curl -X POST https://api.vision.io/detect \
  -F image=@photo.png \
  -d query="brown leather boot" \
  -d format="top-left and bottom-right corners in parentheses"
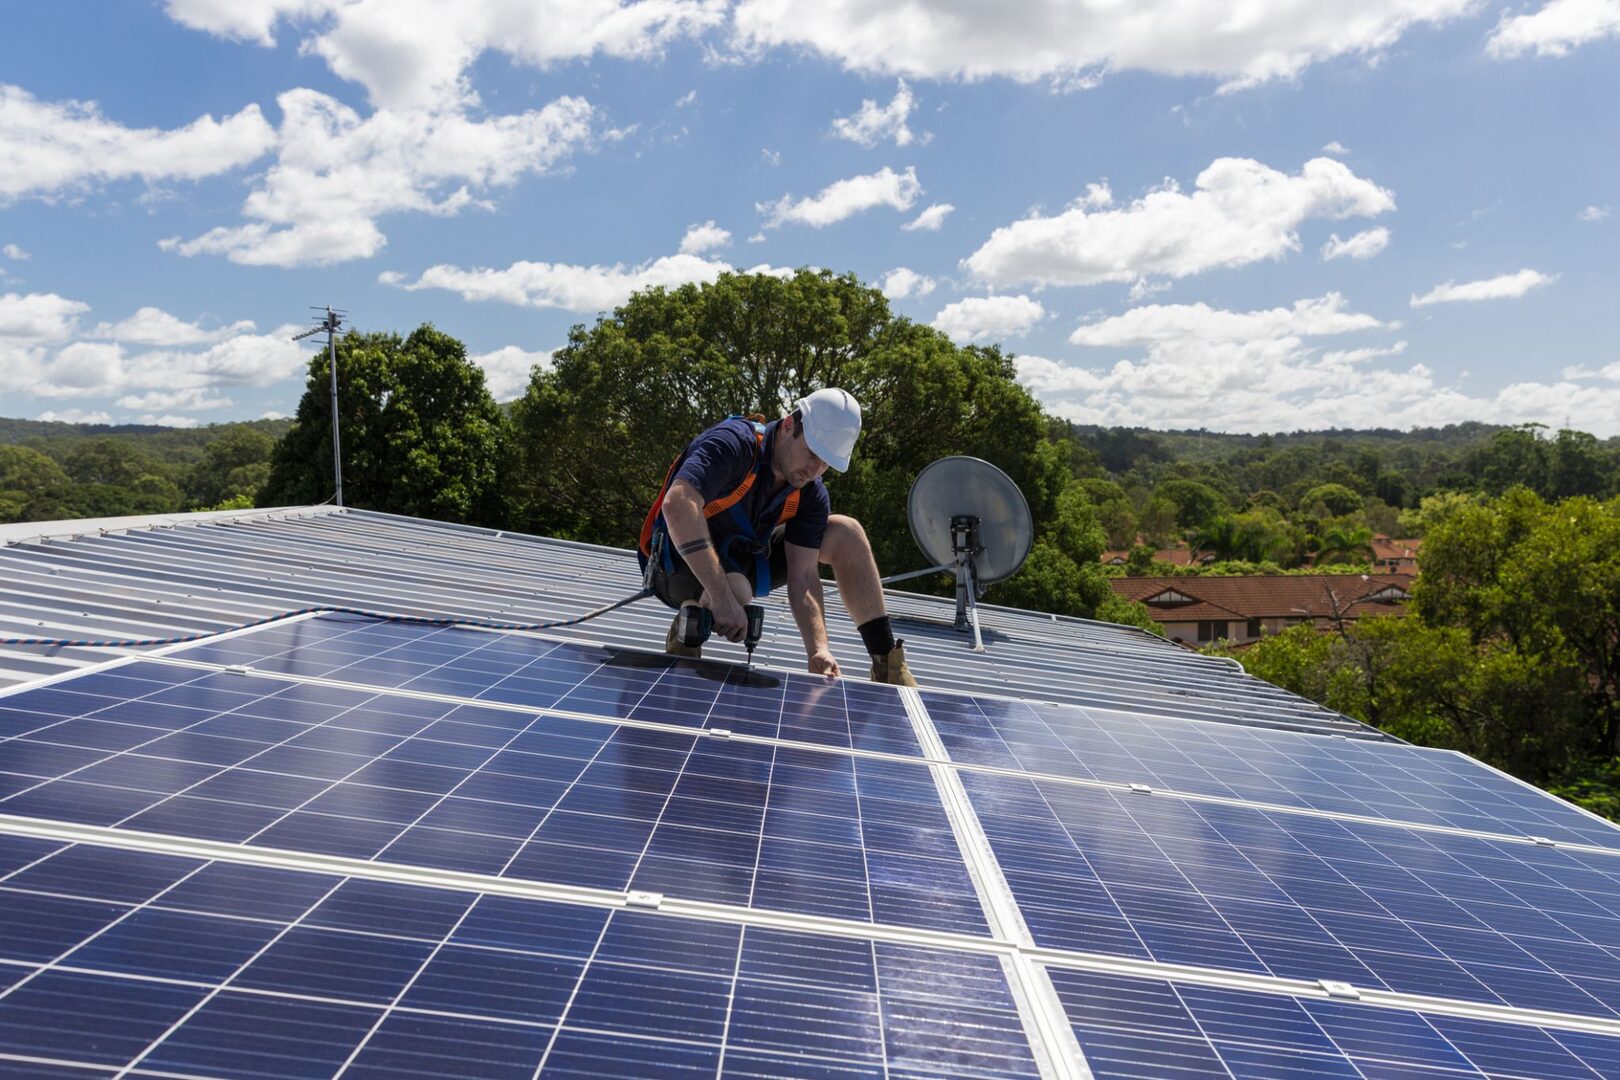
top-left (665, 613), bottom-right (702, 659)
top-left (869, 640), bottom-right (918, 687)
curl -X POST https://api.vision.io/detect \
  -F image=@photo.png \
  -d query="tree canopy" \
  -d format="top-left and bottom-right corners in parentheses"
top-left (260, 325), bottom-right (506, 524)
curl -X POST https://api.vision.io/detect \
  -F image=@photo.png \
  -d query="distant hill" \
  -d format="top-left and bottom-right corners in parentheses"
top-left (0, 416), bottom-right (296, 457)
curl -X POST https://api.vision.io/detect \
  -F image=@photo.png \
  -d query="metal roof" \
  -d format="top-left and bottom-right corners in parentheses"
top-left (0, 506), bottom-right (1375, 738)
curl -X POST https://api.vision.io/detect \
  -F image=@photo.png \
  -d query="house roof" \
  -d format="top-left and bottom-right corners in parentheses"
top-left (0, 506), bottom-right (1374, 739)
top-left (1372, 534), bottom-right (1423, 561)
top-left (1113, 572), bottom-right (1414, 620)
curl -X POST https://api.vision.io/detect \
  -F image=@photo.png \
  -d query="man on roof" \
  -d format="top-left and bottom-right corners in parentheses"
top-left (638, 388), bottom-right (918, 687)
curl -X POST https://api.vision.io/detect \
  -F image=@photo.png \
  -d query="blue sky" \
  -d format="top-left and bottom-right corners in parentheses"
top-left (2, 0), bottom-right (1617, 434)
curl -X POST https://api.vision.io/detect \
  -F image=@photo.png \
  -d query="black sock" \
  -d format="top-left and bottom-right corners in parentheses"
top-left (858, 616), bottom-right (896, 657)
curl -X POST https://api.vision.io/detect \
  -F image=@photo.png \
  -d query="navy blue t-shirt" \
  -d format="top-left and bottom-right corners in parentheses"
top-left (670, 418), bottom-right (830, 566)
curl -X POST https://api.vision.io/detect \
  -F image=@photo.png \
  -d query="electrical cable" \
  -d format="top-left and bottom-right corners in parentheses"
top-left (0, 588), bottom-right (655, 649)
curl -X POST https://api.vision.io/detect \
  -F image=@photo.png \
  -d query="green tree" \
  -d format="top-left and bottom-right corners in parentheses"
top-left (260, 325), bottom-right (506, 524)
top-left (1301, 482), bottom-right (1363, 517)
top-left (1096, 497), bottom-right (1137, 549)
top-left (1467, 424), bottom-right (1551, 496)
top-left (1156, 478), bottom-right (1225, 529)
top-left (1314, 524), bottom-right (1375, 565)
top-left (187, 428), bottom-right (275, 509)
top-left (0, 446), bottom-right (71, 522)
top-left (1549, 428), bottom-right (1611, 499)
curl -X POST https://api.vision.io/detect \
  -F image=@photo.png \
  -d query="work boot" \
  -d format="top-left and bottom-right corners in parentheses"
top-left (665, 613), bottom-right (702, 659)
top-left (869, 640), bottom-right (918, 687)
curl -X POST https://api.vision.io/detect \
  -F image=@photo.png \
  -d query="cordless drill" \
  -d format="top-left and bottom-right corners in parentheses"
top-left (674, 604), bottom-right (765, 666)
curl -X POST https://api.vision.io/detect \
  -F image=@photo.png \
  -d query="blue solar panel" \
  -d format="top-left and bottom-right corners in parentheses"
top-left (0, 662), bottom-right (985, 935)
top-left (925, 692), bottom-right (1620, 849)
top-left (0, 836), bottom-right (1040, 1078)
top-left (964, 772), bottom-right (1620, 1020)
top-left (1046, 966), bottom-right (1620, 1079)
top-left (168, 615), bottom-right (924, 756)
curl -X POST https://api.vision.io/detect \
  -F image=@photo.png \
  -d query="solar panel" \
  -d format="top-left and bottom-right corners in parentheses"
top-left (0, 661), bottom-right (986, 935)
top-left (1046, 966), bottom-right (1620, 1079)
top-left (7, 598), bottom-right (1620, 1076)
top-left (0, 836), bottom-right (1041, 1078)
top-left (926, 691), bottom-right (1620, 849)
top-left (169, 615), bottom-right (925, 757)
top-left (963, 772), bottom-right (1620, 1019)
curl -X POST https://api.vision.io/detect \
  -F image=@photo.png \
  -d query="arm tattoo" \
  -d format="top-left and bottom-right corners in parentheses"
top-left (676, 537), bottom-right (713, 557)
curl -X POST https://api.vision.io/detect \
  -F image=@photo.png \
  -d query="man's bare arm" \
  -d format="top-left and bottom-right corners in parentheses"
top-left (785, 541), bottom-right (839, 676)
top-left (661, 480), bottom-right (747, 640)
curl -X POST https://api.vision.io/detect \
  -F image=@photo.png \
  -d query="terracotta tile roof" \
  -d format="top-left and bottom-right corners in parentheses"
top-left (1112, 573), bottom-right (1414, 619)
top-left (1371, 535), bottom-right (1422, 561)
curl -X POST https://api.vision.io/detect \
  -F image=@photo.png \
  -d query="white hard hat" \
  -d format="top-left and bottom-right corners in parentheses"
top-left (795, 388), bottom-right (862, 472)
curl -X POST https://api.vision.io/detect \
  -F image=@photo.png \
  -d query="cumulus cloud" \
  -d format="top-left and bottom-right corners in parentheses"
top-left (878, 267), bottom-right (937, 300)
top-left (0, 290), bottom-right (306, 416)
top-left (1013, 291), bottom-right (1620, 436)
top-left (166, 0), bottom-right (725, 111)
top-left (964, 156), bottom-right (1394, 288)
top-left (902, 202), bottom-right (954, 232)
top-left (679, 220), bottom-right (731, 254)
top-left (161, 89), bottom-right (595, 266)
top-left (469, 345), bottom-right (554, 400)
top-left (758, 166), bottom-right (921, 229)
top-left (36, 408), bottom-right (112, 425)
top-left (383, 252), bottom-right (734, 312)
top-left (832, 80), bottom-right (918, 147)
top-left (1321, 226), bottom-right (1391, 261)
top-left (1579, 205), bottom-right (1612, 222)
top-left (932, 295), bottom-right (1045, 343)
top-left (0, 83), bottom-right (275, 203)
top-left (1487, 0), bottom-right (1620, 58)
top-left (731, 0), bottom-right (1474, 91)
top-left (2, 243), bottom-right (30, 260)
top-left (1321, 141), bottom-right (1350, 155)
top-left (91, 307), bottom-right (256, 346)
top-left (1410, 269), bottom-right (1557, 307)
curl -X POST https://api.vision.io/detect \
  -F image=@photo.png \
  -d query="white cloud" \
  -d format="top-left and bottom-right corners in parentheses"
top-left (675, 89), bottom-right (698, 107)
top-left (731, 0), bottom-right (1474, 91)
top-left (116, 389), bottom-right (234, 411)
top-left (137, 414), bottom-right (204, 428)
top-left (1410, 269), bottom-right (1557, 307)
top-left (166, 0), bottom-right (725, 112)
top-left (761, 148), bottom-right (781, 166)
top-left (162, 88), bottom-right (595, 266)
top-left (1321, 141), bottom-right (1350, 155)
top-left (383, 252), bottom-right (733, 311)
top-left (932, 295), bottom-right (1045, 343)
top-left (964, 156), bottom-right (1394, 288)
top-left (902, 202), bottom-right (954, 232)
top-left (832, 80), bottom-right (917, 147)
top-left (1069, 293), bottom-right (1389, 347)
top-left (0, 292), bottom-right (88, 341)
top-left (2, 243), bottom-right (29, 260)
top-left (1579, 204), bottom-right (1612, 222)
top-left (469, 345), bottom-right (553, 400)
top-left (91, 307), bottom-right (256, 346)
top-left (878, 267), bottom-right (937, 300)
top-left (0, 84), bottom-right (274, 203)
top-left (679, 220), bottom-right (732, 255)
top-left (36, 408), bottom-right (112, 425)
top-left (758, 166), bottom-right (921, 229)
top-left (1321, 226), bottom-right (1391, 261)
top-left (1014, 291), bottom-right (1620, 436)
top-left (1487, 0), bottom-right (1620, 58)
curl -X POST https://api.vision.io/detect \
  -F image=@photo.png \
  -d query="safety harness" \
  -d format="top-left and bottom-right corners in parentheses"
top-left (638, 416), bottom-right (801, 598)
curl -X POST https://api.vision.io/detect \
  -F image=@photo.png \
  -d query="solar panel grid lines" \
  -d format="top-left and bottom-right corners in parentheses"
top-left (0, 658), bottom-right (989, 938)
top-left (923, 690), bottom-right (1620, 851)
top-left (0, 836), bottom-right (1047, 1079)
top-left (1041, 965), bottom-right (1620, 1080)
top-left (958, 771), bottom-right (1620, 1027)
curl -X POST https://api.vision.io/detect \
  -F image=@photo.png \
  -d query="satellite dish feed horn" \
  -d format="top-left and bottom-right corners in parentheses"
top-left (880, 456), bottom-right (1034, 652)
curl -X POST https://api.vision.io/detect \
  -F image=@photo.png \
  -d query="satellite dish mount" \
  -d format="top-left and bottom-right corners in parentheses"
top-left (881, 457), bottom-right (1033, 653)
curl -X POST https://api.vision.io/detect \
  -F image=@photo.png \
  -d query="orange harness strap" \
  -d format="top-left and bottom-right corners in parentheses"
top-left (640, 419), bottom-right (800, 557)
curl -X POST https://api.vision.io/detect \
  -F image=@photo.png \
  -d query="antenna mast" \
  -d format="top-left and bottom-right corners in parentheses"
top-left (291, 305), bottom-right (347, 507)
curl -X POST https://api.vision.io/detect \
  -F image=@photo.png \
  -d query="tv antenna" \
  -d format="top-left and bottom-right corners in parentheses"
top-left (291, 305), bottom-right (347, 507)
top-left (880, 456), bottom-right (1034, 652)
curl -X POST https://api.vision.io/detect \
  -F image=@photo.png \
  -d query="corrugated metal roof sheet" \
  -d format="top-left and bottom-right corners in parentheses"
top-left (0, 506), bottom-right (1378, 738)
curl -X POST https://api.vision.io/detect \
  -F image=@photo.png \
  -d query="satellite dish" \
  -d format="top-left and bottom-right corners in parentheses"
top-left (888, 456), bottom-right (1033, 652)
top-left (907, 456), bottom-right (1034, 585)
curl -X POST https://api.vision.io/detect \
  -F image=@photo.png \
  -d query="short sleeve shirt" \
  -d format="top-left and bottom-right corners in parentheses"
top-left (671, 418), bottom-right (830, 558)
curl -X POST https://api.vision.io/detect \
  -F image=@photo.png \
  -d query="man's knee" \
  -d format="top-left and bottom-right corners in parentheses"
top-left (820, 514), bottom-right (870, 565)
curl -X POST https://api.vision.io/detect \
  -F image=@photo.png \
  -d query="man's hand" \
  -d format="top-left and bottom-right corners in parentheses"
top-left (807, 648), bottom-right (841, 678)
top-left (708, 592), bottom-right (749, 643)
